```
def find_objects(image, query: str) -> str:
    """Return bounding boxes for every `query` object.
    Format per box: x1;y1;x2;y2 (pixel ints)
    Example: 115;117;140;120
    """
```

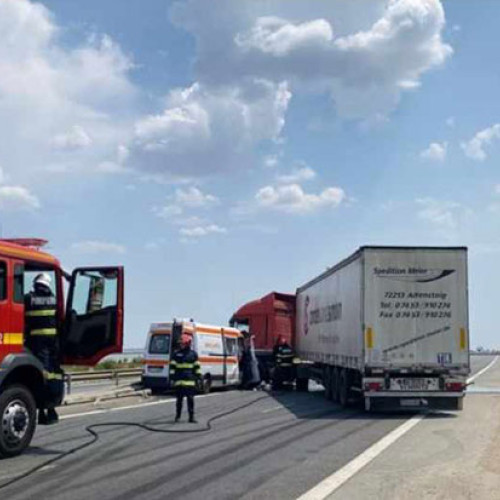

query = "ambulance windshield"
149;334;171;355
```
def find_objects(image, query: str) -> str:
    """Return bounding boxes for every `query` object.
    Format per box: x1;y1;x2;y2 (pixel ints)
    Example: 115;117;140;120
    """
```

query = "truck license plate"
400;398;424;407
391;378;437;391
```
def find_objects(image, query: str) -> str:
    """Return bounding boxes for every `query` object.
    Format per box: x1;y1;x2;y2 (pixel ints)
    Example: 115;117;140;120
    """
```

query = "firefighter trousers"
175;387;196;418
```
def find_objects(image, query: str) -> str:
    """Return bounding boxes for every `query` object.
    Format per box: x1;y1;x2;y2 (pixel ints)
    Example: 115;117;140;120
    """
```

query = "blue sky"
1;0;500;349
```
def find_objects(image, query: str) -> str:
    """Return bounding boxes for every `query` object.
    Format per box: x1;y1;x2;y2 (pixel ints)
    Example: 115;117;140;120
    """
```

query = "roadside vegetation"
63;357;143;372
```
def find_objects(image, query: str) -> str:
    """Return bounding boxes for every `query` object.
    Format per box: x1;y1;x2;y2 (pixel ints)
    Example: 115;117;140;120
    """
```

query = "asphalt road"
329;354;500;499
0;356;494;500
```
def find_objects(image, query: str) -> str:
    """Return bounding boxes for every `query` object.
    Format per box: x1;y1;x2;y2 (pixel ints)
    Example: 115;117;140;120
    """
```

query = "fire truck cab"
0;238;124;457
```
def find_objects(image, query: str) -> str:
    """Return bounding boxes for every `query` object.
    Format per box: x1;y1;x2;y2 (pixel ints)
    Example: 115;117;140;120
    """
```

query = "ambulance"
142;320;242;393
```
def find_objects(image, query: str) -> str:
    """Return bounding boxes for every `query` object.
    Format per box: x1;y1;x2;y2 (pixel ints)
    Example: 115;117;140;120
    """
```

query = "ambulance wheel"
200;376;212;394
0;385;37;458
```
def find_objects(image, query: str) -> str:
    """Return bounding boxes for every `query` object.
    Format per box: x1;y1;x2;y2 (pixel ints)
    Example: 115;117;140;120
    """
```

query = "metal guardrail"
65;368;143;395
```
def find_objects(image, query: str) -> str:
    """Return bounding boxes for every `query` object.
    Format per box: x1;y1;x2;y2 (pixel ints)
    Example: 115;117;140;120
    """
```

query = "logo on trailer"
373;267;455;283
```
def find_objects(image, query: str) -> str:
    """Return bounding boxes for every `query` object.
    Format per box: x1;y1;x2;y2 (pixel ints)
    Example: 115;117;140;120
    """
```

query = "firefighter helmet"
34;272;52;289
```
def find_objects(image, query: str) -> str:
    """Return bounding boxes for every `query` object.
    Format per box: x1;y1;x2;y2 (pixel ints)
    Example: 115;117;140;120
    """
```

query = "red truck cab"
0;238;124;457
230;292;296;352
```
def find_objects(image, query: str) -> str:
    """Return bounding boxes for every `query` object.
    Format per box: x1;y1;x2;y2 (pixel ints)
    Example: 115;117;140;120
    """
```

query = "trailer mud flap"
367;396;463;411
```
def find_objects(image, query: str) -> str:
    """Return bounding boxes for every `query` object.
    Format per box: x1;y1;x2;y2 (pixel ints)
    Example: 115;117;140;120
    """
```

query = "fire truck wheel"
0;385;37;458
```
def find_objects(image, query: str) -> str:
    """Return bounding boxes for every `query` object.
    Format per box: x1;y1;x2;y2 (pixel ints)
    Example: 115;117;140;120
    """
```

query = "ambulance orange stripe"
198;356;238;364
195;327;241;338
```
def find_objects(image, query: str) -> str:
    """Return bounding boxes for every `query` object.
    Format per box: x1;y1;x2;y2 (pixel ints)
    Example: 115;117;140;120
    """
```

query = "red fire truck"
0;238;124;457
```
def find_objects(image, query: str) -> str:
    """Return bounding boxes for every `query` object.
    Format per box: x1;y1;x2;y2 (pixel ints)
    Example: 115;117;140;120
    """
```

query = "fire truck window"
0;262;6;301
72;271;117;315
14;264;24;303
23;270;57;297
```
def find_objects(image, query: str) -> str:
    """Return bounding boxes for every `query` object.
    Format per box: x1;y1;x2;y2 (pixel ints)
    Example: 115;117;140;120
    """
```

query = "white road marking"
297;357;500;500
262;404;298;414
60;392;221;421
296;415;424;500
467;356;499;384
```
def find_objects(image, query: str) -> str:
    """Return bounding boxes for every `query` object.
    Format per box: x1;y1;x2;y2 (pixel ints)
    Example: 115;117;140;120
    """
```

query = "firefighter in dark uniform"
272;336;295;389
24;273;63;425
170;334;201;423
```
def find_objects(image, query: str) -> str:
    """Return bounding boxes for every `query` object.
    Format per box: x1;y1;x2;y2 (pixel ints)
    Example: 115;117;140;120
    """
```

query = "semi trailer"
232;246;470;411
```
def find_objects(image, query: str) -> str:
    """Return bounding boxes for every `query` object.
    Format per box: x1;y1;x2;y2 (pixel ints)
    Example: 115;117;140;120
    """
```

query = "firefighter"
272;336;295;389
24;273;63;425
170;334;201;423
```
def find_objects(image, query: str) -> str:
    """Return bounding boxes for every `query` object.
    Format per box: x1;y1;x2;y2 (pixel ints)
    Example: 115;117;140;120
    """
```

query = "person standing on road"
170;334;201;423
272;336;296;389
24;273;63;425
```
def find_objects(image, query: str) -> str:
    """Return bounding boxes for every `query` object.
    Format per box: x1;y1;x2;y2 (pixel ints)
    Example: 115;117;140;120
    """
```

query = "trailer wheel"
332;367;340;403
296;378;309;392
0;385;37;458
323;367;333;400
339;369;349;408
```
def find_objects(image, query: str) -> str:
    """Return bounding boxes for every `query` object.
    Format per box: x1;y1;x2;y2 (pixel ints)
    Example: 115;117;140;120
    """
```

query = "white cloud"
256;183;345;214
0;186;40;211
179;224;227;237
175;186;218;207
129;80;291;177
416;198;461;228
71;241;126;254
264;155;279;168
277;165;316;183
461;124;500;161
0;0;136;183
52;125;92;151
154;186;219;220
172;0;452;119
235;18;334;57
420;141;447;162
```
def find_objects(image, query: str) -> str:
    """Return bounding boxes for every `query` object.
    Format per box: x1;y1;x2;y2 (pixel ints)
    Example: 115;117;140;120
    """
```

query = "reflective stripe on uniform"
30;328;57;336
26;310;56;317
44;371;63;380
174;380;196;387
175;362;196;369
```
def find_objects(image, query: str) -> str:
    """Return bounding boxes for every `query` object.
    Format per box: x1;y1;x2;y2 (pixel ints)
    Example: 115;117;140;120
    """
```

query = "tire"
200;376;212;394
323;367;332;400
339;369;349;408
329;367;338;403
296;378;309;392
0;385;37;458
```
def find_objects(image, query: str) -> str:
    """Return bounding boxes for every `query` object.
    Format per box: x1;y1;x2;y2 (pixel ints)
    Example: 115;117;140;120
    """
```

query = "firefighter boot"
46;408;59;425
38;409;48;425
189;415;197;424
